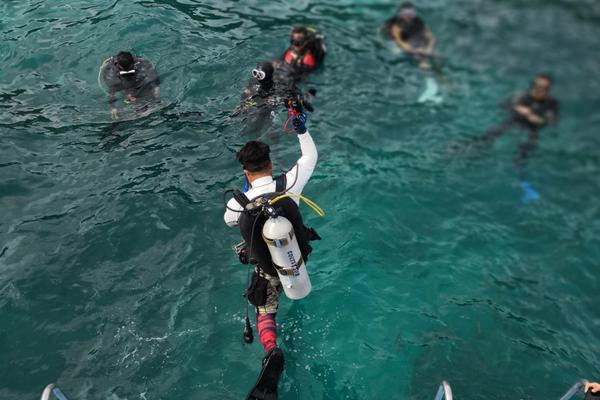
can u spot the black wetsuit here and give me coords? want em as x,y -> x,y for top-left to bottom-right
242,79 -> 277,108
483,92 -> 560,165
511,93 -> 559,130
102,56 -> 160,105
240,73 -> 301,135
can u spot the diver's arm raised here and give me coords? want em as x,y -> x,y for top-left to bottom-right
284,129 -> 318,196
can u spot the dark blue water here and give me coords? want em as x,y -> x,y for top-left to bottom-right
1,1 -> 600,399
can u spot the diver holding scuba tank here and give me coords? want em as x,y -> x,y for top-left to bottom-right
224,108 -> 320,400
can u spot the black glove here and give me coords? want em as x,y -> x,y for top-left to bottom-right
292,112 -> 307,134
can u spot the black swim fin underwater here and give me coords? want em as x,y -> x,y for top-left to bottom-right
246,347 -> 285,400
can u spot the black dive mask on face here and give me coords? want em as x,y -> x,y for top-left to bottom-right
398,6 -> 417,18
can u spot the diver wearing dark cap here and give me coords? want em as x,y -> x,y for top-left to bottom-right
480,74 -> 559,166
100,51 -> 160,120
243,61 -> 276,100
383,2 -> 436,69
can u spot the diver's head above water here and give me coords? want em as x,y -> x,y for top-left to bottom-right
115,51 -> 136,77
290,26 -> 310,52
236,140 -> 273,182
252,61 -> 274,84
531,73 -> 553,101
397,2 -> 417,20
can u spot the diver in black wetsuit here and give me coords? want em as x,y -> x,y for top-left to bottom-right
239,61 -> 304,135
383,2 -> 436,69
242,62 -> 277,104
101,51 -> 160,120
274,26 -> 327,82
481,74 -> 559,166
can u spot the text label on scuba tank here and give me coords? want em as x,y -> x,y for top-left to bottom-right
287,250 -> 300,277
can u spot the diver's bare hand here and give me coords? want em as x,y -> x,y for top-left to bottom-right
111,108 -> 119,120
515,105 -> 531,116
527,114 -> 544,125
585,382 -> 600,393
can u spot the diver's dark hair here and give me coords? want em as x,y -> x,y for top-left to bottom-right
399,1 -> 416,9
116,51 -> 135,70
291,26 -> 309,36
237,141 -> 271,172
536,73 -> 553,84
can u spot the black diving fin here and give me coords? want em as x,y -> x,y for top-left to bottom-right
246,347 -> 285,400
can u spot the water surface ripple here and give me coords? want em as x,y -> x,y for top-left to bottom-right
1,1 -> 599,399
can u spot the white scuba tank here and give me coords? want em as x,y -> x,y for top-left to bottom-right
262,216 -> 312,300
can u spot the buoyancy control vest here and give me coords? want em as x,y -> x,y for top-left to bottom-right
234,175 -> 312,277
282,31 -> 327,71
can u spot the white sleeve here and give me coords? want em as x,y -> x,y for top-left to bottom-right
284,130 -> 318,196
224,197 -> 243,227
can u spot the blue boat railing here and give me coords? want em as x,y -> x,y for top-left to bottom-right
39,378 -> 591,399
40,384 -> 70,400
434,381 -> 453,400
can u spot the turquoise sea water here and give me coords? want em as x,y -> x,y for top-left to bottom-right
2,1 -> 600,399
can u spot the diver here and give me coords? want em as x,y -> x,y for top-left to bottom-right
382,2 -> 437,70
275,26 -> 326,81
479,73 -> 559,166
239,61 -> 300,135
100,51 -> 160,120
224,113 -> 319,399
243,61 -> 276,100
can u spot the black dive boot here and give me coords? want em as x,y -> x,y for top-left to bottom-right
246,347 -> 285,400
